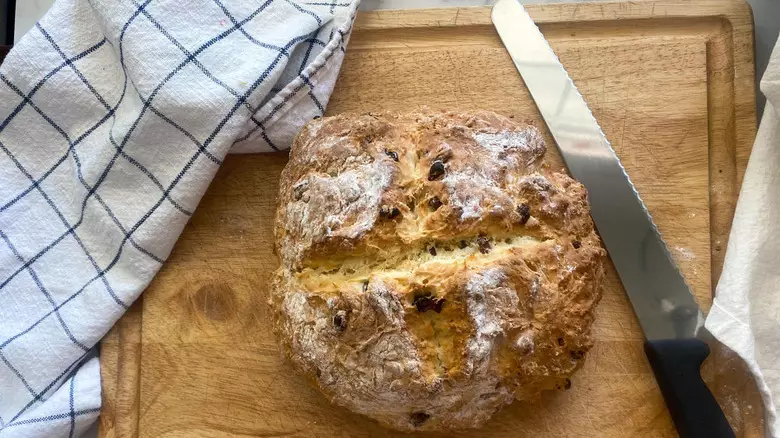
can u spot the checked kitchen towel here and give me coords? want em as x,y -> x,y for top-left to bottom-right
0,0 -> 358,436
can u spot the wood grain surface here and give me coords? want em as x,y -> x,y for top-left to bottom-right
99,1 -> 763,437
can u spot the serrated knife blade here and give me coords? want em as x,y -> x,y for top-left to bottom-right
491,1 -> 734,437
493,0 -> 700,341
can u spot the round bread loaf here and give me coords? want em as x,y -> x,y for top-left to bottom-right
269,110 -> 606,431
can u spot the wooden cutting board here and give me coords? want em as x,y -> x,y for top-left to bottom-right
99,1 -> 763,436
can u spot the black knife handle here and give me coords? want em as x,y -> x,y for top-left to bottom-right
644,338 -> 735,438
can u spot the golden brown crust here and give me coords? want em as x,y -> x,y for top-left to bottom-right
269,110 -> 606,431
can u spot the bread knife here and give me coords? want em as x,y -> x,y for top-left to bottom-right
491,1 -> 735,437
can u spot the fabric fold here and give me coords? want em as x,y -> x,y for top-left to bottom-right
706,38 -> 780,438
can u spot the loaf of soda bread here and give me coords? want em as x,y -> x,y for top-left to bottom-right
269,110 -> 606,431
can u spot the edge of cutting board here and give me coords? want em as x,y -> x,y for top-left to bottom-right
98,1 -> 760,436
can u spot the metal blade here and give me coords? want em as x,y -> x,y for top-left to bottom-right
492,0 -> 703,341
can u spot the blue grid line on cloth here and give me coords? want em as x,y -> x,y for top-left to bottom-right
0,1 -> 159,301
0,53 -> 113,213
327,0 -> 339,40
0,229 -> 89,351
259,125 -> 279,150
304,38 -> 328,48
240,55 -> 350,148
4,408 -> 100,429
212,0 -> 292,57
50,24 -> 329,303
0,350 -> 39,398
0,127 -> 125,309
35,23 -> 195,218
1,0 -> 318,372
7,349 -> 94,424
140,0 -> 307,153
34,38 -> 197,217
259,2 -> 354,122
127,0 -> 285,151
0,0 -> 280,416
202,27 -> 321,149
99,0 -> 218,167
2,408 -> 100,429
0,37 -> 109,213
300,74 -> 325,113
295,29 -> 328,114
284,0 -> 323,26
0,75 -> 166,267
143,101 -> 223,165
242,70 -> 321,148
298,30 -> 320,75
289,2 -> 324,77
304,1 -> 352,5
0,39 -> 107,134
210,0 -> 288,141
234,2 -> 356,147
212,0 -> 322,149
0,0 -> 280,297
1,57 -> 171,267
135,2 -> 262,114
0,276 -> 104,351
224,0 -> 354,140
0,107 -> 116,213
213,27 -> 323,150
67,376 -> 75,438
240,39 -> 327,92
110,0 -> 275,156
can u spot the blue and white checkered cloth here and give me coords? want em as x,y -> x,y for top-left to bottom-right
0,1 -> 358,436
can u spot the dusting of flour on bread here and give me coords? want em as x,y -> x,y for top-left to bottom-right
443,169 -> 509,220
472,128 -> 545,165
465,268 -> 519,374
441,128 -> 546,223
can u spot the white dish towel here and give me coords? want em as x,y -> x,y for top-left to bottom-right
0,0 -> 358,436
706,39 -> 780,437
